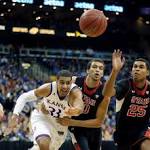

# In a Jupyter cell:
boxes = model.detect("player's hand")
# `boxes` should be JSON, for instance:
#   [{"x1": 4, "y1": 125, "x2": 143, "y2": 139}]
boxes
[
  {"x1": 112, "y1": 49, "x2": 125, "y2": 73},
  {"x1": 0, "y1": 103, "x2": 4, "y2": 121},
  {"x1": 3, "y1": 114, "x2": 19, "y2": 136},
  {"x1": 56, "y1": 117, "x2": 72, "y2": 126},
  {"x1": 64, "y1": 107, "x2": 81, "y2": 117},
  {"x1": 9, "y1": 114, "x2": 19, "y2": 129}
]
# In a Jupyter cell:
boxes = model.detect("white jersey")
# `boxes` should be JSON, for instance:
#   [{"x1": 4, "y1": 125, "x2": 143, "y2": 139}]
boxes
[
  {"x1": 30, "y1": 81, "x2": 77, "y2": 150},
  {"x1": 43, "y1": 81, "x2": 77, "y2": 118}
]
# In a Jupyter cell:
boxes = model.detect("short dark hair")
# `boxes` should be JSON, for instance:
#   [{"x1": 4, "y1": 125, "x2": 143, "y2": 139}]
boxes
[
  {"x1": 57, "y1": 70, "x2": 72, "y2": 79},
  {"x1": 134, "y1": 58, "x2": 150, "y2": 71},
  {"x1": 87, "y1": 59, "x2": 105, "y2": 70}
]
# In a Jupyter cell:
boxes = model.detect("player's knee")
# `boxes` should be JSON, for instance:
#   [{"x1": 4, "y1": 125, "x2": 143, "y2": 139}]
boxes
[
  {"x1": 140, "y1": 139, "x2": 150, "y2": 150},
  {"x1": 36, "y1": 136, "x2": 50, "y2": 150}
]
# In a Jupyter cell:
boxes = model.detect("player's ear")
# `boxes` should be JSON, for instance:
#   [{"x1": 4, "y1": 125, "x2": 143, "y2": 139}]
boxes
[
  {"x1": 86, "y1": 69, "x2": 89, "y2": 74},
  {"x1": 146, "y1": 70, "x2": 149, "y2": 77}
]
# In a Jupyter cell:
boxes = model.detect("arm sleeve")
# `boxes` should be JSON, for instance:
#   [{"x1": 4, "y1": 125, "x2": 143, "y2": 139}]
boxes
[{"x1": 13, "y1": 90, "x2": 38, "y2": 115}]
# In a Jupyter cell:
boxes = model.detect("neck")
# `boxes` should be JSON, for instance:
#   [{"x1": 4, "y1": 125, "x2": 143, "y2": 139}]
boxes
[
  {"x1": 57, "y1": 90, "x2": 66, "y2": 98},
  {"x1": 133, "y1": 80, "x2": 147, "y2": 89},
  {"x1": 85, "y1": 76, "x2": 100, "y2": 88},
  {"x1": 57, "y1": 87, "x2": 65, "y2": 98}
]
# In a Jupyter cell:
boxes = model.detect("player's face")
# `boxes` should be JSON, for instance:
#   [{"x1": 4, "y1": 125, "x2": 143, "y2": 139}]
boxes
[
  {"x1": 87, "y1": 61, "x2": 104, "y2": 81},
  {"x1": 131, "y1": 61, "x2": 149, "y2": 82},
  {"x1": 57, "y1": 76, "x2": 72, "y2": 97}
]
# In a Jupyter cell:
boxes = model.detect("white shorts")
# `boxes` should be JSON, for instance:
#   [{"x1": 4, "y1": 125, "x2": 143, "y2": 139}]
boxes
[{"x1": 30, "y1": 109, "x2": 68, "y2": 150}]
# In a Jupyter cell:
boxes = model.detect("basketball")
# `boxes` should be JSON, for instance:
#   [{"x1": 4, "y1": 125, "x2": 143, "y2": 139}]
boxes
[{"x1": 79, "y1": 9, "x2": 108, "y2": 37}]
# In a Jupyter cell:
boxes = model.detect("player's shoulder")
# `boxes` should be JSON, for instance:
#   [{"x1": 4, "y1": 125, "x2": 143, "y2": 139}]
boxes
[
  {"x1": 72, "y1": 76, "x2": 77, "y2": 83},
  {"x1": 74, "y1": 76, "x2": 85, "y2": 83},
  {"x1": 71, "y1": 83, "x2": 81, "y2": 90},
  {"x1": 116, "y1": 78, "x2": 131, "y2": 93},
  {"x1": 117, "y1": 78, "x2": 131, "y2": 85},
  {"x1": 118, "y1": 78, "x2": 130, "y2": 82},
  {"x1": 70, "y1": 83, "x2": 82, "y2": 94},
  {"x1": 35, "y1": 83, "x2": 51, "y2": 97},
  {"x1": 38, "y1": 83, "x2": 51, "y2": 89}
]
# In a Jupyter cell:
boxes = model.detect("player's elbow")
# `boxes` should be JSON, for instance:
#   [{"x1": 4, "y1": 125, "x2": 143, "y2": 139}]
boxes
[
  {"x1": 95, "y1": 119, "x2": 104, "y2": 128},
  {"x1": 94, "y1": 122, "x2": 102, "y2": 128}
]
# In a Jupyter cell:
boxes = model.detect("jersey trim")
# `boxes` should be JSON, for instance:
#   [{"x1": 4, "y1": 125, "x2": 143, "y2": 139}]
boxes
[
  {"x1": 83, "y1": 78, "x2": 101, "y2": 96},
  {"x1": 132, "y1": 80, "x2": 148, "y2": 96},
  {"x1": 46, "y1": 83, "x2": 52, "y2": 97}
]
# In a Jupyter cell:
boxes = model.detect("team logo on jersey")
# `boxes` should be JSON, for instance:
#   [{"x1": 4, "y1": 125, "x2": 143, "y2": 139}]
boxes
[{"x1": 95, "y1": 95, "x2": 99, "y2": 99}]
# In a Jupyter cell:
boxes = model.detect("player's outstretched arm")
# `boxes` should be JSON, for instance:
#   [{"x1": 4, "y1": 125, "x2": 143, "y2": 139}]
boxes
[
  {"x1": 57, "y1": 96, "x2": 110, "y2": 128},
  {"x1": 10, "y1": 83, "x2": 51, "y2": 128},
  {"x1": 103, "y1": 49, "x2": 125, "y2": 97},
  {"x1": 65, "y1": 87, "x2": 84, "y2": 117}
]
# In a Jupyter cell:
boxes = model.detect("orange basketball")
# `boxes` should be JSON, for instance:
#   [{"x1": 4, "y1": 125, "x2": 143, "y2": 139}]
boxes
[{"x1": 79, "y1": 9, "x2": 108, "y2": 37}]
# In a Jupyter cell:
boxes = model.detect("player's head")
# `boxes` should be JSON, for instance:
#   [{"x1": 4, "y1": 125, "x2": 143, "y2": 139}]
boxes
[
  {"x1": 131, "y1": 58, "x2": 150, "y2": 82},
  {"x1": 57, "y1": 70, "x2": 73, "y2": 97},
  {"x1": 86, "y1": 59, "x2": 105, "y2": 81}
]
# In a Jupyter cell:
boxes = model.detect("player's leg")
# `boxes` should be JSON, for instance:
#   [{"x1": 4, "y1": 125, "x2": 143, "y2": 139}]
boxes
[
  {"x1": 30, "y1": 110, "x2": 52, "y2": 150},
  {"x1": 74, "y1": 133, "x2": 89, "y2": 150},
  {"x1": 89, "y1": 135, "x2": 102, "y2": 150},
  {"x1": 59, "y1": 139, "x2": 76, "y2": 150},
  {"x1": 89, "y1": 129, "x2": 102, "y2": 150},
  {"x1": 36, "y1": 135, "x2": 51, "y2": 150},
  {"x1": 114, "y1": 130, "x2": 130, "y2": 150}
]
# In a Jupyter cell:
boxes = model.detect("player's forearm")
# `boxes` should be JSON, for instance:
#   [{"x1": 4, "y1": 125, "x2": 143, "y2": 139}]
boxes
[
  {"x1": 69, "y1": 118, "x2": 102, "y2": 128},
  {"x1": 72, "y1": 98, "x2": 84, "y2": 115},
  {"x1": 13, "y1": 90, "x2": 37, "y2": 115},
  {"x1": 97, "y1": 97, "x2": 110, "y2": 124},
  {"x1": 69, "y1": 98, "x2": 110, "y2": 128},
  {"x1": 103, "y1": 69, "x2": 119, "y2": 97}
]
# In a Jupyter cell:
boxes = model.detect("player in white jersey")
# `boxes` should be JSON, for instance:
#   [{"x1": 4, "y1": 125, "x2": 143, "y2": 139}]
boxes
[{"x1": 9, "y1": 70, "x2": 84, "y2": 150}]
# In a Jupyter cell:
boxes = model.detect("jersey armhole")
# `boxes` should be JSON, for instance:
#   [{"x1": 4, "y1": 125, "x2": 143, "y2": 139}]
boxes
[
  {"x1": 117, "y1": 79, "x2": 131, "y2": 100},
  {"x1": 45, "y1": 83, "x2": 52, "y2": 97},
  {"x1": 124, "y1": 79, "x2": 131, "y2": 97}
]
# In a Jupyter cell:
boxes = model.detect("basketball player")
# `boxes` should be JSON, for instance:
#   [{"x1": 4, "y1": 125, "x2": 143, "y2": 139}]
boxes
[
  {"x1": 9, "y1": 70, "x2": 84, "y2": 150},
  {"x1": 103, "y1": 50, "x2": 150, "y2": 150},
  {"x1": 57, "y1": 57, "x2": 112, "y2": 150}
]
